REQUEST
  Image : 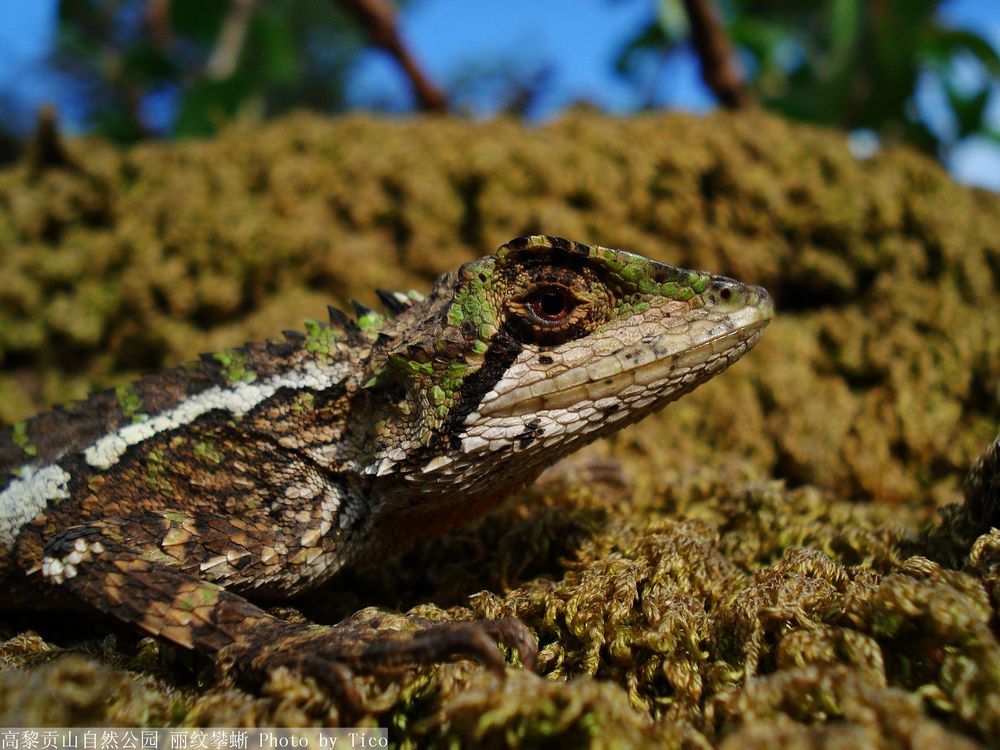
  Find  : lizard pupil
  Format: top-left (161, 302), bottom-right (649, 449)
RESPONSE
top-left (532, 290), bottom-right (570, 321)
top-left (540, 292), bottom-right (566, 316)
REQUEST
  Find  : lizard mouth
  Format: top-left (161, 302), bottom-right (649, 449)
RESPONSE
top-left (475, 301), bottom-right (772, 420)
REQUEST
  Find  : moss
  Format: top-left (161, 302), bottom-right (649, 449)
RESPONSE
top-left (115, 384), bottom-right (145, 423)
top-left (303, 319), bottom-right (337, 359)
top-left (1, 110), bottom-right (999, 746)
top-left (212, 350), bottom-right (256, 384)
top-left (11, 421), bottom-right (36, 457)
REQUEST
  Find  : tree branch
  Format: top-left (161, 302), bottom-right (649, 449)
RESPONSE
top-left (28, 105), bottom-right (74, 172)
top-left (146, 0), bottom-right (173, 49)
top-left (333, 0), bottom-right (448, 112)
top-left (682, 0), bottom-right (751, 109)
top-left (205, 0), bottom-right (259, 80)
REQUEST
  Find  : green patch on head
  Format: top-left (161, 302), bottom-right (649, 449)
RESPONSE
top-left (590, 245), bottom-right (700, 303)
top-left (406, 359), bottom-right (434, 375)
top-left (430, 385), bottom-right (446, 405)
top-left (447, 257), bottom-right (496, 350)
top-left (495, 236), bottom-right (720, 312)
top-left (365, 344), bottom-right (479, 441)
top-left (364, 354), bottom-right (436, 392)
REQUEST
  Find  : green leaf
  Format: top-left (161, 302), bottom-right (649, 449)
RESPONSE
top-left (827, 0), bottom-right (861, 73)
top-left (945, 81), bottom-right (992, 140)
top-left (922, 28), bottom-right (1000, 78)
top-left (250, 13), bottom-right (299, 84)
top-left (728, 17), bottom-right (797, 97)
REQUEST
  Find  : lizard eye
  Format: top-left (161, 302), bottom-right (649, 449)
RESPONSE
top-left (526, 286), bottom-right (575, 322)
top-left (505, 283), bottom-right (589, 346)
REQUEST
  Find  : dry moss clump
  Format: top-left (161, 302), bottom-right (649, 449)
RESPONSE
top-left (1, 110), bottom-right (999, 747)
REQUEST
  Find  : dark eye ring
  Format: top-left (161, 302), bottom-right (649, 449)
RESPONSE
top-left (526, 286), bottom-right (574, 322)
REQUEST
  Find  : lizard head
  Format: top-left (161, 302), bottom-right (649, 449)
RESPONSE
top-left (361, 235), bottom-right (773, 496)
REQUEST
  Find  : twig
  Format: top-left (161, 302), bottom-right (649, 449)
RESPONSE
top-left (681, 0), bottom-right (751, 109)
top-left (146, 0), bottom-right (173, 48)
top-left (28, 105), bottom-right (74, 172)
top-left (206, 0), bottom-right (259, 80)
top-left (333, 0), bottom-right (448, 112)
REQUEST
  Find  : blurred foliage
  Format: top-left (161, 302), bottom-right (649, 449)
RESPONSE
top-left (1, 0), bottom-right (996, 166)
top-left (615, 0), bottom-right (1000, 158)
top-left (53, 0), bottom-right (369, 142)
top-left (447, 57), bottom-right (555, 119)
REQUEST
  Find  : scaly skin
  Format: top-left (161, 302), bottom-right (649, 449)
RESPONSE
top-left (0, 235), bottom-right (773, 701)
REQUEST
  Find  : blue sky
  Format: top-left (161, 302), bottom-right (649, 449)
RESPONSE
top-left (346, 0), bottom-right (713, 115)
top-left (1, 0), bottom-right (999, 189)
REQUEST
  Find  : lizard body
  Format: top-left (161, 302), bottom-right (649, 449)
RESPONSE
top-left (0, 235), bottom-right (772, 695)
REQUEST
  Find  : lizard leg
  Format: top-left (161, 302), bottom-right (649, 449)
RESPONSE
top-left (223, 609), bottom-right (536, 677)
top-left (37, 511), bottom-right (535, 696)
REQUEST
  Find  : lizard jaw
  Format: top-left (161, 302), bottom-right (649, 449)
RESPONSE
top-left (472, 290), bottom-right (772, 420)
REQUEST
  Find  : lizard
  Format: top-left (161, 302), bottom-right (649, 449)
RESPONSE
top-left (0, 234), bottom-right (773, 701)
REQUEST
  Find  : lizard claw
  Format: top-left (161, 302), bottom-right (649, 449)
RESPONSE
top-left (478, 618), bottom-right (537, 671)
top-left (296, 656), bottom-right (365, 716)
top-left (345, 612), bottom-right (537, 673)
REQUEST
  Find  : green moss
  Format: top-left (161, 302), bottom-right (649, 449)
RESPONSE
top-left (115, 384), bottom-right (145, 423)
top-left (691, 274), bottom-right (710, 293)
top-left (11, 421), bottom-right (36, 457)
top-left (356, 311), bottom-right (385, 332)
top-left (212, 350), bottom-right (256, 384)
top-left (447, 260), bottom-right (496, 337)
top-left (407, 360), bottom-right (433, 375)
top-left (304, 319), bottom-right (337, 358)
top-left (430, 385), bottom-right (446, 406)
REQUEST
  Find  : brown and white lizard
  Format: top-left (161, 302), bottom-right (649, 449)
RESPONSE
top-left (0, 235), bottom-right (773, 700)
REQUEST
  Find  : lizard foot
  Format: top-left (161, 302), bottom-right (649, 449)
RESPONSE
top-left (220, 610), bottom-right (536, 707)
